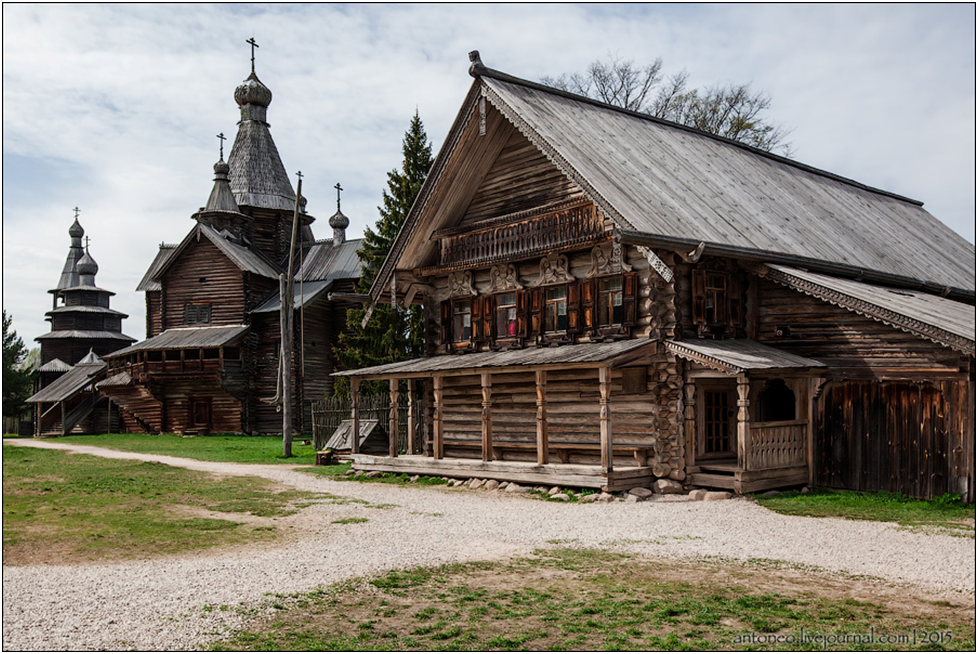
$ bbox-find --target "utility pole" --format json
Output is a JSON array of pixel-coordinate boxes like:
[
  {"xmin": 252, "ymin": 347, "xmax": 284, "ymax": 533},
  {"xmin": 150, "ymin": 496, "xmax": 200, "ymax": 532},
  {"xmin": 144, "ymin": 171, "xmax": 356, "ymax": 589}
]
[{"xmin": 280, "ymin": 172, "xmax": 303, "ymax": 457}]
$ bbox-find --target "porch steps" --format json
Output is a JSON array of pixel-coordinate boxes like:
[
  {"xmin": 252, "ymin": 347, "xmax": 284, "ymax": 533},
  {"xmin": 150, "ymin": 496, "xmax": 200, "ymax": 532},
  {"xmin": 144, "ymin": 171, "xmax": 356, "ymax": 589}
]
[{"xmin": 689, "ymin": 466, "xmax": 809, "ymax": 494}]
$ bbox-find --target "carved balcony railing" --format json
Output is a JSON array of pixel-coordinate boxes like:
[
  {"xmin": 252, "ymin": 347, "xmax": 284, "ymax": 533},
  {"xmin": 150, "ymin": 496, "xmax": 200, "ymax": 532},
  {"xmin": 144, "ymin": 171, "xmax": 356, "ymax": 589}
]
[{"xmin": 429, "ymin": 203, "xmax": 607, "ymax": 273}]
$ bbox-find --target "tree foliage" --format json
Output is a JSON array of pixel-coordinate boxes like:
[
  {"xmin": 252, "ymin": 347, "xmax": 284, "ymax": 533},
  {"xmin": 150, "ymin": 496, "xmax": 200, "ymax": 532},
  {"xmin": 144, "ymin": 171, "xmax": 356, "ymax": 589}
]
[
  {"xmin": 333, "ymin": 112, "xmax": 434, "ymax": 396},
  {"xmin": 3, "ymin": 310, "xmax": 35, "ymax": 418},
  {"xmin": 542, "ymin": 55, "xmax": 792, "ymax": 155}
]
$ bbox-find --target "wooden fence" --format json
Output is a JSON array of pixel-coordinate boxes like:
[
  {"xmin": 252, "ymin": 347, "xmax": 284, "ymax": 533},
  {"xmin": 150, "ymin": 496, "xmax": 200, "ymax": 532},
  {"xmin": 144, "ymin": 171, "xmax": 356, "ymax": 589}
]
[{"xmin": 311, "ymin": 392, "xmax": 428, "ymax": 455}]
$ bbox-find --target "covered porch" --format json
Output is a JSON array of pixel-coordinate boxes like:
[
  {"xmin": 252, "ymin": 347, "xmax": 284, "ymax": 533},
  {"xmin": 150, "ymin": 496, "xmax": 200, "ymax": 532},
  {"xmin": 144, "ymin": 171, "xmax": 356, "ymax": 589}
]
[
  {"xmin": 666, "ymin": 339, "xmax": 826, "ymax": 494},
  {"xmin": 333, "ymin": 340, "xmax": 659, "ymax": 492}
]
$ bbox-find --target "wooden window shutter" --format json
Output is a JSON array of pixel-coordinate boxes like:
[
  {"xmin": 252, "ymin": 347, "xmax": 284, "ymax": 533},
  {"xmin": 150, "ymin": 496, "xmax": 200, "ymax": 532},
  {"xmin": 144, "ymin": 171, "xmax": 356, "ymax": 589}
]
[
  {"xmin": 471, "ymin": 295, "xmax": 483, "ymax": 342},
  {"xmin": 529, "ymin": 287, "xmax": 544, "ymax": 336},
  {"xmin": 622, "ymin": 272, "xmax": 639, "ymax": 327},
  {"xmin": 482, "ymin": 295, "xmax": 495, "ymax": 342},
  {"xmin": 516, "ymin": 290, "xmax": 529, "ymax": 338},
  {"xmin": 440, "ymin": 300, "xmax": 452, "ymax": 344},
  {"xmin": 727, "ymin": 275, "xmax": 743, "ymax": 327},
  {"xmin": 581, "ymin": 278, "xmax": 597, "ymax": 333},
  {"xmin": 566, "ymin": 281, "xmax": 582, "ymax": 334},
  {"xmin": 691, "ymin": 269, "xmax": 706, "ymax": 326}
]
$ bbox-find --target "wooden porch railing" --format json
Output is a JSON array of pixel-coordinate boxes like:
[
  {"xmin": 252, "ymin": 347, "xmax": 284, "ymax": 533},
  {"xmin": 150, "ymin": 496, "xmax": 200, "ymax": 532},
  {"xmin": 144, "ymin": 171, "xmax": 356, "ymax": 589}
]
[{"xmin": 746, "ymin": 420, "xmax": 807, "ymax": 470}]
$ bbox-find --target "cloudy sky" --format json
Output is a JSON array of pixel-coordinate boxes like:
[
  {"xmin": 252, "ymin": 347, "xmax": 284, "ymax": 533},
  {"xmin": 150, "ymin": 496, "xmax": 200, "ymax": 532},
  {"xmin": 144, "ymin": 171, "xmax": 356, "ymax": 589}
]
[{"xmin": 3, "ymin": 3, "xmax": 975, "ymax": 348}]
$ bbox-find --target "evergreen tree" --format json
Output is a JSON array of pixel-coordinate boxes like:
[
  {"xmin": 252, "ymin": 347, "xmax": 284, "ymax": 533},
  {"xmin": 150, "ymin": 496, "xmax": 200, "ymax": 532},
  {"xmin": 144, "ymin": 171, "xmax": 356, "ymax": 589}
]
[
  {"xmin": 334, "ymin": 112, "xmax": 433, "ymax": 395},
  {"xmin": 3, "ymin": 310, "xmax": 34, "ymax": 419}
]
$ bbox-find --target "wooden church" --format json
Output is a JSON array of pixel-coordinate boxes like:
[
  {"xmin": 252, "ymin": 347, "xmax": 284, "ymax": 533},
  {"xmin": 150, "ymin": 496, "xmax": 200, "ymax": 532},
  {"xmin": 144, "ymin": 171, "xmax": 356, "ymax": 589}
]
[
  {"xmin": 98, "ymin": 59, "xmax": 362, "ymax": 436},
  {"xmin": 27, "ymin": 215, "xmax": 136, "ymax": 435},
  {"xmin": 336, "ymin": 52, "xmax": 975, "ymax": 501}
]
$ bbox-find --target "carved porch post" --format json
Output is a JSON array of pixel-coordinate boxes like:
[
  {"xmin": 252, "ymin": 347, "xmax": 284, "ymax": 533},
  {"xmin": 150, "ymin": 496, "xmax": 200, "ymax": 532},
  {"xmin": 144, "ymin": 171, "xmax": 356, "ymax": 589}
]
[
  {"xmin": 350, "ymin": 377, "xmax": 360, "ymax": 454},
  {"xmin": 684, "ymin": 381, "xmax": 696, "ymax": 469},
  {"xmin": 406, "ymin": 379, "xmax": 416, "ymax": 455},
  {"xmin": 433, "ymin": 375, "xmax": 444, "ymax": 459},
  {"xmin": 481, "ymin": 372, "xmax": 493, "ymax": 461},
  {"xmin": 736, "ymin": 374, "xmax": 751, "ymax": 474},
  {"xmin": 536, "ymin": 370, "xmax": 549, "ymax": 465},
  {"xmin": 389, "ymin": 379, "xmax": 400, "ymax": 458},
  {"xmin": 599, "ymin": 366, "xmax": 613, "ymax": 473}
]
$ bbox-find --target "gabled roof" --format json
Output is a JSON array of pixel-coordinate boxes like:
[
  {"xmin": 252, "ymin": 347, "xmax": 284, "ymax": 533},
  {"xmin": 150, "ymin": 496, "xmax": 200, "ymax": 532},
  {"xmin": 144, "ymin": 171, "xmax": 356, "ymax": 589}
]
[
  {"xmin": 152, "ymin": 223, "xmax": 281, "ymax": 284},
  {"xmin": 372, "ymin": 56, "xmax": 975, "ymax": 302},
  {"xmin": 757, "ymin": 264, "xmax": 976, "ymax": 356},
  {"xmin": 27, "ymin": 362, "xmax": 106, "ymax": 403},
  {"xmin": 299, "ymin": 238, "xmax": 362, "ymax": 282},
  {"xmin": 136, "ymin": 244, "xmax": 178, "ymax": 292},
  {"xmin": 38, "ymin": 358, "xmax": 71, "ymax": 373}
]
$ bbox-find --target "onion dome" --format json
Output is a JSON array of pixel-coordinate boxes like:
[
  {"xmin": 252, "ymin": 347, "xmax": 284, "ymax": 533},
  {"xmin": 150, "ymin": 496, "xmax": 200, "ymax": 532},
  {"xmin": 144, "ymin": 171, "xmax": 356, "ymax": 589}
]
[
  {"xmin": 77, "ymin": 250, "xmax": 99, "ymax": 278},
  {"xmin": 329, "ymin": 209, "xmax": 349, "ymax": 230},
  {"xmin": 234, "ymin": 72, "xmax": 273, "ymax": 108},
  {"xmin": 69, "ymin": 218, "xmax": 85, "ymax": 239},
  {"xmin": 203, "ymin": 158, "xmax": 241, "ymax": 214}
]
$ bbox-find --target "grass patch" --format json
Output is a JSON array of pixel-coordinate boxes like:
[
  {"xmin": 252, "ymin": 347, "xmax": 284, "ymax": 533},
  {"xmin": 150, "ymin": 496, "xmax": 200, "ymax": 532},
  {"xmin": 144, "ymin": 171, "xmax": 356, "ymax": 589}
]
[
  {"xmin": 332, "ymin": 518, "xmax": 369, "ymax": 525},
  {"xmin": 50, "ymin": 433, "xmax": 320, "ymax": 465},
  {"xmin": 209, "ymin": 549, "xmax": 975, "ymax": 651},
  {"xmin": 756, "ymin": 489, "xmax": 975, "ymax": 535},
  {"xmin": 2, "ymin": 445, "xmax": 333, "ymax": 564}
]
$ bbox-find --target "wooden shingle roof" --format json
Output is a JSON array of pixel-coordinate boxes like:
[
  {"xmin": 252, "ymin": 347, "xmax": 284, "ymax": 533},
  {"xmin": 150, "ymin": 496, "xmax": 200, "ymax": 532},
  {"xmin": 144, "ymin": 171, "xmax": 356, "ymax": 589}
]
[
  {"xmin": 27, "ymin": 362, "xmax": 106, "ymax": 403},
  {"xmin": 665, "ymin": 339, "xmax": 825, "ymax": 375},
  {"xmin": 109, "ymin": 325, "xmax": 249, "ymax": 356}
]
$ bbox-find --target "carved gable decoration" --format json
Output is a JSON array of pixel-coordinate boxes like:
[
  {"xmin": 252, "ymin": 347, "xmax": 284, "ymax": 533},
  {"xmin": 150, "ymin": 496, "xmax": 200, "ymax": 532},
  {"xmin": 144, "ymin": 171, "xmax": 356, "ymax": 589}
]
[
  {"xmin": 587, "ymin": 244, "xmax": 633, "ymax": 278},
  {"xmin": 448, "ymin": 271, "xmax": 477, "ymax": 298},
  {"xmin": 488, "ymin": 263, "xmax": 523, "ymax": 293},
  {"xmin": 532, "ymin": 253, "xmax": 574, "ymax": 287}
]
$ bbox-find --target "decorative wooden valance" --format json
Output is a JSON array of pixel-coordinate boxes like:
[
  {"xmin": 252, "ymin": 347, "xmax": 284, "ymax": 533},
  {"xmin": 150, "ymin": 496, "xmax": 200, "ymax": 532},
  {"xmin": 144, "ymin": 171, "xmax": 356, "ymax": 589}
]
[
  {"xmin": 448, "ymin": 271, "xmax": 477, "ymax": 298},
  {"xmin": 488, "ymin": 263, "xmax": 523, "ymax": 292},
  {"xmin": 531, "ymin": 253, "xmax": 574, "ymax": 288},
  {"xmin": 587, "ymin": 243, "xmax": 632, "ymax": 278}
]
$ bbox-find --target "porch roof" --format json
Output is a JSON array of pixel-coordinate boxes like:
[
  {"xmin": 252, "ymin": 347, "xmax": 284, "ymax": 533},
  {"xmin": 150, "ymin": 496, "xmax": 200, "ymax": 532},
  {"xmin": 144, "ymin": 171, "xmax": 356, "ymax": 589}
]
[
  {"xmin": 665, "ymin": 339, "xmax": 825, "ymax": 375},
  {"xmin": 27, "ymin": 362, "xmax": 106, "ymax": 403},
  {"xmin": 334, "ymin": 339, "xmax": 654, "ymax": 380},
  {"xmin": 109, "ymin": 325, "xmax": 248, "ymax": 357}
]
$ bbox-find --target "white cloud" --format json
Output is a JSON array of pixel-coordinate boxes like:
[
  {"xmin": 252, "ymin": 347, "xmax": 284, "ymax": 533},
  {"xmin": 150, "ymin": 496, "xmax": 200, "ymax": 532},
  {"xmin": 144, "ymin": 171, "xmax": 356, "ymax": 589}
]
[{"xmin": 3, "ymin": 3, "xmax": 974, "ymax": 349}]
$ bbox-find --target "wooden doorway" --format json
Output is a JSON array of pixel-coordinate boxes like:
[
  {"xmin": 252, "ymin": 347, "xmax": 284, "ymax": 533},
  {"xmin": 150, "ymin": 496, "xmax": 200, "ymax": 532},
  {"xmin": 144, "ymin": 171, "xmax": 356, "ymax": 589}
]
[
  {"xmin": 697, "ymin": 381, "xmax": 736, "ymax": 459},
  {"xmin": 190, "ymin": 398, "xmax": 212, "ymax": 433}
]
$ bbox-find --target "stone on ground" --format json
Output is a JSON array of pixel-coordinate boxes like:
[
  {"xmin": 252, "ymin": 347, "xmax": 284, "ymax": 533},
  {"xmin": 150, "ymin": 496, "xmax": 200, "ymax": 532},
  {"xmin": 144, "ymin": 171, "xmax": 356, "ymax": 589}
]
[
  {"xmin": 551, "ymin": 493, "xmax": 570, "ymax": 501},
  {"xmin": 408, "ymin": 475, "xmax": 420, "ymax": 483},
  {"xmin": 579, "ymin": 494, "xmax": 598, "ymax": 503},
  {"xmin": 484, "ymin": 479, "xmax": 500, "ymax": 490},
  {"xmin": 365, "ymin": 471, "xmax": 383, "ymax": 478},
  {"xmin": 469, "ymin": 478, "xmax": 484, "ymax": 489},
  {"xmin": 688, "ymin": 489, "xmax": 708, "ymax": 501},
  {"xmin": 628, "ymin": 487, "xmax": 654, "ymax": 500},
  {"xmin": 548, "ymin": 486, "xmax": 561, "ymax": 495},
  {"xmin": 506, "ymin": 483, "xmax": 530, "ymax": 493},
  {"xmin": 703, "ymin": 491, "xmax": 733, "ymax": 501},
  {"xmin": 653, "ymin": 479, "xmax": 684, "ymax": 494}
]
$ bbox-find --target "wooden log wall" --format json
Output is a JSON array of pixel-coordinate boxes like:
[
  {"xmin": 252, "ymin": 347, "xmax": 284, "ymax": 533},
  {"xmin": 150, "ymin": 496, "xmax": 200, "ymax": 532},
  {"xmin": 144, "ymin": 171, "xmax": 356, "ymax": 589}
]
[
  {"xmin": 146, "ymin": 291, "xmax": 164, "ymax": 337},
  {"xmin": 159, "ymin": 378, "xmax": 242, "ymax": 435},
  {"xmin": 438, "ymin": 368, "xmax": 660, "ymax": 466},
  {"xmin": 754, "ymin": 278, "xmax": 969, "ymax": 380},
  {"xmin": 815, "ymin": 379, "xmax": 974, "ymax": 502},
  {"xmin": 40, "ymin": 339, "xmax": 131, "ymax": 367},
  {"xmin": 161, "ymin": 238, "xmax": 246, "ymax": 328},
  {"xmin": 461, "ymin": 124, "xmax": 587, "ymax": 225}
]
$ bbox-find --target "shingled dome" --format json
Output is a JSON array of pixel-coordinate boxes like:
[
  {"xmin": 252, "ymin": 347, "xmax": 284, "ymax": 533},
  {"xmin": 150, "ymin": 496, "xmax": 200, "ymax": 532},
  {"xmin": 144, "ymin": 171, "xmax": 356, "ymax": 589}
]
[
  {"xmin": 328, "ymin": 209, "xmax": 349, "ymax": 229},
  {"xmin": 68, "ymin": 218, "xmax": 84, "ymax": 238},
  {"xmin": 76, "ymin": 250, "xmax": 98, "ymax": 277},
  {"xmin": 234, "ymin": 71, "xmax": 272, "ymax": 108}
]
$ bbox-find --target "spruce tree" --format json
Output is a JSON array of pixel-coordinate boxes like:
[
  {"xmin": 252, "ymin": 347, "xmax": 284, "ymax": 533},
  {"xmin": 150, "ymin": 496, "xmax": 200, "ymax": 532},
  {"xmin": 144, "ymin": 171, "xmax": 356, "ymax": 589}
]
[
  {"xmin": 334, "ymin": 112, "xmax": 433, "ymax": 395},
  {"xmin": 3, "ymin": 310, "xmax": 34, "ymax": 419}
]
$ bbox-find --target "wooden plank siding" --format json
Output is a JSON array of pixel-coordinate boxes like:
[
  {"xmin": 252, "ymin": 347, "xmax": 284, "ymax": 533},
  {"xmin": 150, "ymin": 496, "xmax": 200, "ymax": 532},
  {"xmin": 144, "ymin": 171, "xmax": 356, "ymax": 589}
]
[
  {"xmin": 158, "ymin": 378, "xmax": 242, "ymax": 435},
  {"xmin": 146, "ymin": 291, "xmax": 163, "ymax": 338},
  {"xmin": 816, "ymin": 380, "xmax": 974, "ymax": 502}
]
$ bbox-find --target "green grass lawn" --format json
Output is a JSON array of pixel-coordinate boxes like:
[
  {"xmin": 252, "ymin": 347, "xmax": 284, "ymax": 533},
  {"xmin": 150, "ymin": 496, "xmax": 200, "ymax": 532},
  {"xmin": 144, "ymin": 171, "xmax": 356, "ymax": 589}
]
[
  {"xmin": 755, "ymin": 489, "xmax": 975, "ymax": 536},
  {"xmin": 2, "ymin": 444, "xmax": 331, "ymax": 564},
  {"xmin": 48, "ymin": 433, "xmax": 319, "ymax": 465},
  {"xmin": 209, "ymin": 549, "xmax": 975, "ymax": 651}
]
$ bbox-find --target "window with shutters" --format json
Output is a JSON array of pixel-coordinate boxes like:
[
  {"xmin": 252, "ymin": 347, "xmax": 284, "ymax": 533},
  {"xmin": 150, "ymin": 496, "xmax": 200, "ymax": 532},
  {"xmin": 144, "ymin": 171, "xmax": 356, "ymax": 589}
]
[
  {"xmin": 692, "ymin": 269, "xmax": 743, "ymax": 337},
  {"xmin": 544, "ymin": 286, "xmax": 568, "ymax": 333},
  {"xmin": 704, "ymin": 273, "xmax": 727, "ymax": 325},
  {"xmin": 452, "ymin": 299, "xmax": 472, "ymax": 343},
  {"xmin": 495, "ymin": 292, "xmax": 518, "ymax": 338},
  {"xmin": 598, "ymin": 277, "xmax": 624, "ymax": 326},
  {"xmin": 184, "ymin": 303, "xmax": 212, "ymax": 325}
]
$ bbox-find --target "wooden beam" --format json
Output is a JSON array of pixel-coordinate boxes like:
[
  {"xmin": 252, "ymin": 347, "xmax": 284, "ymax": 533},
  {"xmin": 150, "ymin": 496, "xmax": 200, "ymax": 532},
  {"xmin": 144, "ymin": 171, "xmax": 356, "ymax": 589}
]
[
  {"xmin": 736, "ymin": 373, "xmax": 751, "ymax": 487},
  {"xmin": 351, "ymin": 377, "xmax": 360, "ymax": 454},
  {"xmin": 433, "ymin": 375, "xmax": 444, "ymax": 459},
  {"xmin": 684, "ymin": 380, "xmax": 696, "ymax": 469},
  {"xmin": 406, "ymin": 379, "xmax": 416, "ymax": 455},
  {"xmin": 536, "ymin": 370, "xmax": 549, "ymax": 465},
  {"xmin": 481, "ymin": 372, "xmax": 493, "ymax": 462},
  {"xmin": 599, "ymin": 366, "xmax": 612, "ymax": 473},
  {"xmin": 389, "ymin": 379, "xmax": 399, "ymax": 458}
]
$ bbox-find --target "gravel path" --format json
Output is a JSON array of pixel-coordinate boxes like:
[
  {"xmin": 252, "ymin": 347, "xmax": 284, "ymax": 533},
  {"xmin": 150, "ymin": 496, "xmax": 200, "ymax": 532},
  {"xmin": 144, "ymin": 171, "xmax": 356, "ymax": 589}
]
[{"xmin": 3, "ymin": 439, "xmax": 975, "ymax": 651}]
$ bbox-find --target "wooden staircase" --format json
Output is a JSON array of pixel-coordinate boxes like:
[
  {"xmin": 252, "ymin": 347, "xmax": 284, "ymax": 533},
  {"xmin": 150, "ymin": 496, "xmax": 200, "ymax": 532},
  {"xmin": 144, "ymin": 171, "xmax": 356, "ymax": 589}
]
[{"xmin": 100, "ymin": 384, "xmax": 163, "ymax": 433}]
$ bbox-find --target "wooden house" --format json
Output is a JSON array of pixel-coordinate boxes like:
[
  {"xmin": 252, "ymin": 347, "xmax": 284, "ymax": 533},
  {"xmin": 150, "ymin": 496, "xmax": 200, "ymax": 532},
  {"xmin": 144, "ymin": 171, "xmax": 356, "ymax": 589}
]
[
  {"xmin": 98, "ymin": 64, "xmax": 362, "ymax": 436},
  {"xmin": 335, "ymin": 52, "xmax": 975, "ymax": 501},
  {"xmin": 27, "ymin": 217, "xmax": 136, "ymax": 435}
]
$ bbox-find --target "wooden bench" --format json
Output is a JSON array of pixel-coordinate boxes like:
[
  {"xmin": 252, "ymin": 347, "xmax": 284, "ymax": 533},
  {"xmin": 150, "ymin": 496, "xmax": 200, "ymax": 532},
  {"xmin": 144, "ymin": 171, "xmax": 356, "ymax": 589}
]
[{"xmin": 434, "ymin": 439, "xmax": 652, "ymax": 466}]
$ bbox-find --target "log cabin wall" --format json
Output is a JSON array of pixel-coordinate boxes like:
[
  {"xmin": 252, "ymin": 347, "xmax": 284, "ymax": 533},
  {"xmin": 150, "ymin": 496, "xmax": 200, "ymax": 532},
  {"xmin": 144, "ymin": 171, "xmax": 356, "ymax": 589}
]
[
  {"xmin": 438, "ymin": 368, "xmax": 661, "ymax": 467},
  {"xmin": 159, "ymin": 379, "xmax": 242, "ymax": 434},
  {"xmin": 146, "ymin": 291, "xmax": 163, "ymax": 338},
  {"xmin": 161, "ymin": 239, "xmax": 247, "ymax": 328}
]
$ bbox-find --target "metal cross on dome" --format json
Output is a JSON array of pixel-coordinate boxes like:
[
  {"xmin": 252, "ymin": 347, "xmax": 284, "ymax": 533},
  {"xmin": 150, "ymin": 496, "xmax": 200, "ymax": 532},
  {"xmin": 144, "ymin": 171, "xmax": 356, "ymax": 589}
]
[
  {"xmin": 216, "ymin": 132, "xmax": 226, "ymax": 160},
  {"xmin": 246, "ymin": 37, "xmax": 259, "ymax": 73},
  {"xmin": 334, "ymin": 182, "xmax": 343, "ymax": 210},
  {"xmin": 73, "ymin": 207, "xmax": 80, "ymax": 220}
]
